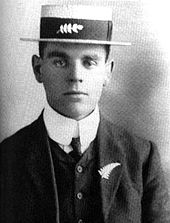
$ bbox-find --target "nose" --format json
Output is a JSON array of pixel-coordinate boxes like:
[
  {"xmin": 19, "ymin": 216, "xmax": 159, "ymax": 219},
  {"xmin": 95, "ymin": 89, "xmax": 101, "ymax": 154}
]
[{"xmin": 67, "ymin": 60, "xmax": 83, "ymax": 83}]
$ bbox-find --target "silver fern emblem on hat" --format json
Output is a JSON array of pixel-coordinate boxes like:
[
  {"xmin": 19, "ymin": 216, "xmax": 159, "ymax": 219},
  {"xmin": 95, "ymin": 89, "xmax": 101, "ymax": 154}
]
[
  {"xmin": 98, "ymin": 162, "xmax": 121, "ymax": 180},
  {"xmin": 57, "ymin": 23, "xmax": 84, "ymax": 34}
]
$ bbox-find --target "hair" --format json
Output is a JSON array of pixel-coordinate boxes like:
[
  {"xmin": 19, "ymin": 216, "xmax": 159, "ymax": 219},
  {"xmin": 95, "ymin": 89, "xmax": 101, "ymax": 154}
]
[
  {"xmin": 105, "ymin": 44, "xmax": 111, "ymax": 62},
  {"xmin": 39, "ymin": 42, "xmax": 110, "ymax": 62},
  {"xmin": 39, "ymin": 41, "xmax": 47, "ymax": 58}
]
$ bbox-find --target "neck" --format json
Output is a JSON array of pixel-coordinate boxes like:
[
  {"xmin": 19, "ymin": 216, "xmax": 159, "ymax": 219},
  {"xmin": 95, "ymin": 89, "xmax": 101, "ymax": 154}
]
[{"xmin": 50, "ymin": 107, "xmax": 94, "ymax": 121}]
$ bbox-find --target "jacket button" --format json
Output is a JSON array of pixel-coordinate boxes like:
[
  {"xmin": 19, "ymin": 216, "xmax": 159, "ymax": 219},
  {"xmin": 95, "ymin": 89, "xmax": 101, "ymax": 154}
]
[
  {"xmin": 77, "ymin": 165, "xmax": 83, "ymax": 173},
  {"xmin": 77, "ymin": 192, "xmax": 83, "ymax": 200}
]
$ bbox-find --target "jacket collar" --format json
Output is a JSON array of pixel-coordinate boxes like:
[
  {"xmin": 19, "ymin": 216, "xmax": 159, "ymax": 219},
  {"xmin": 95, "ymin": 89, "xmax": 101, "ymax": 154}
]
[{"xmin": 25, "ymin": 112, "xmax": 60, "ymax": 222}]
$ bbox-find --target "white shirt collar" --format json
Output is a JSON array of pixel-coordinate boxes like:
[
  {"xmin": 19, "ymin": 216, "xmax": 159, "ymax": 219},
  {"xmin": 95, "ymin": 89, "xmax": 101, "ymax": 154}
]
[{"xmin": 43, "ymin": 102, "xmax": 100, "ymax": 152}]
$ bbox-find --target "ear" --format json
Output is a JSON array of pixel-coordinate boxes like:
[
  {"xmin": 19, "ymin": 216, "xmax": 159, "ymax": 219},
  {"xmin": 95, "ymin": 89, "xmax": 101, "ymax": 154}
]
[
  {"xmin": 32, "ymin": 55, "xmax": 43, "ymax": 83},
  {"xmin": 104, "ymin": 60, "xmax": 114, "ymax": 86}
]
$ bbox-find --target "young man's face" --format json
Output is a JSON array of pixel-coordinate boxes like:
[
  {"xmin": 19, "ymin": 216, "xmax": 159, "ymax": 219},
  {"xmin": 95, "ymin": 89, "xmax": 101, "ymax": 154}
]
[{"xmin": 32, "ymin": 42, "xmax": 113, "ymax": 120}]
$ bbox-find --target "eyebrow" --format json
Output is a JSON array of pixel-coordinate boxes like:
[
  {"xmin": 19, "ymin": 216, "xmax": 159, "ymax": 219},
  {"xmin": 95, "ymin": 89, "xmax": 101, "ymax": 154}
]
[
  {"xmin": 47, "ymin": 51, "xmax": 69, "ymax": 59},
  {"xmin": 83, "ymin": 55, "xmax": 101, "ymax": 61},
  {"xmin": 47, "ymin": 51, "xmax": 102, "ymax": 61}
]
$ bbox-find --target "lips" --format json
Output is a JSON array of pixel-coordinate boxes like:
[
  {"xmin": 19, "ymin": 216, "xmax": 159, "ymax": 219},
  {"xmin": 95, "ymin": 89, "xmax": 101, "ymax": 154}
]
[{"xmin": 63, "ymin": 91, "xmax": 88, "ymax": 96}]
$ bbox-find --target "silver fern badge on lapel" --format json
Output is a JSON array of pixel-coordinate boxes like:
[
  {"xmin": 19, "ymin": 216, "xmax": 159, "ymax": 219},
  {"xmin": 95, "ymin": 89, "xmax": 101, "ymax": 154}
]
[
  {"xmin": 57, "ymin": 23, "xmax": 84, "ymax": 34},
  {"xmin": 98, "ymin": 162, "xmax": 121, "ymax": 180}
]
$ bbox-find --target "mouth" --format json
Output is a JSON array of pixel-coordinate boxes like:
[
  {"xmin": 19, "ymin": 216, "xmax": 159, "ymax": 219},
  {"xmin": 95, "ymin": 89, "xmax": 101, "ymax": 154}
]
[{"xmin": 63, "ymin": 91, "xmax": 88, "ymax": 96}]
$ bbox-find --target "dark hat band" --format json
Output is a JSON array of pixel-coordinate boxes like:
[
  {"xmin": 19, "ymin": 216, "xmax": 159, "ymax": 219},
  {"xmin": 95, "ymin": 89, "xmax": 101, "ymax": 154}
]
[{"xmin": 40, "ymin": 18, "xmax": 113, "ymax": 42}]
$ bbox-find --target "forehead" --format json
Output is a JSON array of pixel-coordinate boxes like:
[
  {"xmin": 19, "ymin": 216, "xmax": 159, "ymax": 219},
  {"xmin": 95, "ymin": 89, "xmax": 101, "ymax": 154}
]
[{"xmin": 43, "ymin": 42, "xmax": 107, "ymax": 58}]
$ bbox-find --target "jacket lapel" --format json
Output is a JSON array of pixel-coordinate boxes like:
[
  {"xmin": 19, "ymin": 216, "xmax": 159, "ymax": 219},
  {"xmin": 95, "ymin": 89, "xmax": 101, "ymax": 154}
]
[
  {"xmin": 97, "ymin": 117, "xmax": 124, "ymax": 222},
  {"xmin": 25, "ymin": 113, "xmax": 60, "ymax": 222}
]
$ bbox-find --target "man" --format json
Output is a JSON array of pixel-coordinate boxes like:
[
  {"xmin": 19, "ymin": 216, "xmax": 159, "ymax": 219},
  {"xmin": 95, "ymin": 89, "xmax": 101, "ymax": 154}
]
[{"xmin": 0, "ymin": 4, "xmax": 170, "ymax": 223}]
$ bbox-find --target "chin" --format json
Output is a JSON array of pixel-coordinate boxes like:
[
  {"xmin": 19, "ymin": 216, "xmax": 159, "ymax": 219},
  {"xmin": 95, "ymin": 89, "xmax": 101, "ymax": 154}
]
[{"xmin": 63, "ymin": 103, "xmax": 95, "ymax": 120}]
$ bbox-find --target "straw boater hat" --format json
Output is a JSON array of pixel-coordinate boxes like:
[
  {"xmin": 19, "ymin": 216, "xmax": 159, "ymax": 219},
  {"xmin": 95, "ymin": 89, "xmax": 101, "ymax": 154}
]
[{"xmin": 21, "ymin": 4, "xmax": 131, "ymax": 46}]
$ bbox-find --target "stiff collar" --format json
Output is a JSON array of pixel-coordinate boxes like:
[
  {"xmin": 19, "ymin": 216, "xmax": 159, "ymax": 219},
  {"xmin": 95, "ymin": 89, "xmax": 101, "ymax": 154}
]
[{"xmin": 43, "ymin": 102, "xmax": 100, "ymax": 151}]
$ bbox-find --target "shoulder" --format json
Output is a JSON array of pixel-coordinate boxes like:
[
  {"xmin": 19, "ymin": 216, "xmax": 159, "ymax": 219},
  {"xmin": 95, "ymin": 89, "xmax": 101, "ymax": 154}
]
[
  {"xmin": 0, "ymin": 113, "xmax": 44, "ymax": 152},
  {"xmin": 100, "ymin": 116, "xmax": 157, "ymax": 164}
]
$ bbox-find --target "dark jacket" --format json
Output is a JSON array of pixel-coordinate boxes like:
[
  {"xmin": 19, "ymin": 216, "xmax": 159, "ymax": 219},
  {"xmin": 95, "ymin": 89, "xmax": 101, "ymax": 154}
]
[{"xmin": 0, "ymin": 113, "xmax": 170, "ymax": 223}]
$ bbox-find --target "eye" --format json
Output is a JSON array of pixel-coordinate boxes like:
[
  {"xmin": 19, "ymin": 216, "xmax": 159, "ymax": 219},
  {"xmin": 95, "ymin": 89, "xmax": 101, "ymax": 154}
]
[
  {"xmin": 52, "ymin": 57, "xmax": 67, "ymax": 68},
  {"xmin": 83, "ymin": 59, "xmax": 98, "ymax": 69}
]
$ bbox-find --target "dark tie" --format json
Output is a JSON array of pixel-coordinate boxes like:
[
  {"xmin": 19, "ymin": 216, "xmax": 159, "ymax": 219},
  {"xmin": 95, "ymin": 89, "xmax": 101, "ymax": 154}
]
[{"xmin": 70, "ymin": 137, "xmax": 82, "ymax": 161}]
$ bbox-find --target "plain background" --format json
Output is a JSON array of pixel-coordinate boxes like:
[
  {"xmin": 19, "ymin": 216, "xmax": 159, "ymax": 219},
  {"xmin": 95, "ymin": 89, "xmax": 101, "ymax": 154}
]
[{"xmin": 0, "ymin": 0, "xmax": 170, "ymax": 193}]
